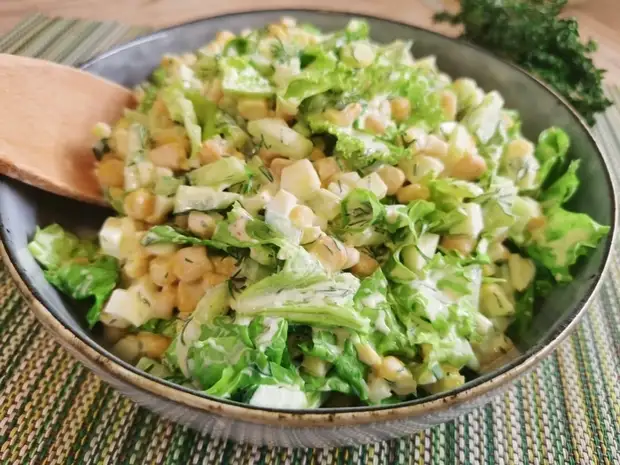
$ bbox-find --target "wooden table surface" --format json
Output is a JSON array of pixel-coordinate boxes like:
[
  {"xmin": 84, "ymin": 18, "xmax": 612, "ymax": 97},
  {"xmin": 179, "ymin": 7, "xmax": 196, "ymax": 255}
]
[{"xmin": 1, "ymin": 0, "xmax": 619, "ymax": 83}]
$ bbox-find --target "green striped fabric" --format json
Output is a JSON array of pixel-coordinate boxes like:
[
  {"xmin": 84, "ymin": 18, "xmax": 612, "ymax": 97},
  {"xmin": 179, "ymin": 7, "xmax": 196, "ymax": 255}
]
[{"xmin": 0, "ymin": 14, "xmax": 619, "ymax": 465}]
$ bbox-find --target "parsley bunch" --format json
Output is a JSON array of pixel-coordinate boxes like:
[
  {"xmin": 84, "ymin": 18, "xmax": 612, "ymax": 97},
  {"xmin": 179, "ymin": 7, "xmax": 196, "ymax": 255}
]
[{"xmin": 434, "ymin": 0, "xmax": 612, "ymax": 125}]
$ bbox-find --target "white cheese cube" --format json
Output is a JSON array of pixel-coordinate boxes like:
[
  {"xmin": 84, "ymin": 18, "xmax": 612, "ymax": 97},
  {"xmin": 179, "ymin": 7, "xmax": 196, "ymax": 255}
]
[
  {"xmin": 241, "ymin": 189, "xmax": 273, "ymax": 216},
  {"xmin": 306, "ymin": 188, "xmax": 342, "ymax": 221},
  {"xmin": 450, "ymin": 203, "xmax": 484, "ymax": 238},
  {"xmin": 356, "ymin": 172, "xmax": 388, "ymax": 200},
  {"xmin": 265, "ymin": 189, "xmax": 301, "ymax": 244},
  {"xmin": 398, "ymin": 155, "xmax": 444, "ymax": 183},
  {"xmin": 266, "ymin": 189, "xmax": 297, "ymax": 217},
  {"xmin": 99, "ymin": 217, "xmax": 141, "ymax": 261},
  {"xmin": 402, "ymin": 233, "xmax": 439, "ymax": 271},
  {"xmin": 100, "ymin": 282, "xmax": 156, "ymax": 329},
  {"xmin": 327, "ymin": 171, "xmax": 361, "ymax": 198},
  {"xmin": 280, "ymin": 159, "xmax": 321, "ymax": 201}
]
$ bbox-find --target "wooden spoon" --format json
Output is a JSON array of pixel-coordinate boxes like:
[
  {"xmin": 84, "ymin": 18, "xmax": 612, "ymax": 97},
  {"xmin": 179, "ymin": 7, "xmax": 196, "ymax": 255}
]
[{"xmin": 0, "ymin": 53, "xmax": 135, "ymax": 206}]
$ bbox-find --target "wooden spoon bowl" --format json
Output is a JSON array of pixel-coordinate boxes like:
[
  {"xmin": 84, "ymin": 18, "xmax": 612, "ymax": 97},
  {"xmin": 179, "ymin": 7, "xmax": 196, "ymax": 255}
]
[{"xmin": 0, "ymin": 54, "xmax": 134, "ymax": 205}]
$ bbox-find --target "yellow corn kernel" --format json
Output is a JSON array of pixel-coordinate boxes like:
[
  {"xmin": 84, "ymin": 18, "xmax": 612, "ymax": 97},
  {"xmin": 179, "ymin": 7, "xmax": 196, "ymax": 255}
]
[
  {"xmin": 211, "ymin": 256, "xmax": 238, "ymax": 277},
  {"xmin": 124, "ymin": 189, "xmax": 156, "ymax": 221},
  {"xmin": 351, "ymin": 253, "xmax": 379, "ymax": 277},
  {"xmin": 148, "ymin": 142, "xmax": 186, "ymax": 170},
  {"xmin": 171, "ymin": 246, "xmax": 212, "ymax": 283},
  {"xmin": 396, "ymin": 183, "xmax": 430, "ymax": 203},
  {"xmin": 136, "ymin": 332, "xmax": 171, "ymax": 359},
  {"xmin": 149, "ymin": 256, "xmax": 177, "ymax": 287}
]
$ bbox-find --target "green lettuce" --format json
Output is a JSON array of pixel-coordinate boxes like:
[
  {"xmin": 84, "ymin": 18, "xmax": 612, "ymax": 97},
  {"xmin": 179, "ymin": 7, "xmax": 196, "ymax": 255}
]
[
  {"xmin": 539, "ymin": 160, "xmax": 580, "ymax": 208},
  {"xmin": 300, "ymin": 331, "xmax": 369, "ymax": 401},
  {"xmin": 141, "ymin": 225, "xmax": 231, "ymax": 251},
  {"xmin": 187, "ymin": 157, "xmax": 250, "ymax": 190},
  {"xmin": 340, "ymin": 188, "xmax": 386, "ymax": 232},
  {"xmin": 212, "ymin": 203, "xmax": 285, "ymax": 248},
  {"xmin": 28, "ymin": 224, "xmax": 120, "ymax": 327},
  {"xmin": 161, "ymin": 85, "xmax": 202, "ymax": 159},
  {"xmin": 526, "ymin": 206, "xmax": 609, "ymax": 282},
  {"xmin": 535, "ymin": 127, "xmax": 570, "ymax": 186},
  {"xmin": 232, "ymin": 246, "xmax": 369, "ymax": 331},
  {"xmin": 220, "ymin": 56, "xmax": 273, "ymax": 97},
  {"xmin": 355, "ymin": 269, "xmax": 413, "ymax": 357}
]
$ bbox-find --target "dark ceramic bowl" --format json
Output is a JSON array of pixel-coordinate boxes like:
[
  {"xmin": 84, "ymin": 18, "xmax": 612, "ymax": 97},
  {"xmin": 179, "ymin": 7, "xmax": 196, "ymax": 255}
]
[{"xmin": 0, "ymin": 10, "xmax": 616, "ymax": 448}]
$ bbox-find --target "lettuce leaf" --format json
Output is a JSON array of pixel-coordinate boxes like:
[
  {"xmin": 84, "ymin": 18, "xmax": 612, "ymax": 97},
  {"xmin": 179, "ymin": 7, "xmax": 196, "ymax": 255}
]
[
  {"xmin": 526, "ymin": 206, "xmax": 609, "ymax": 282},
  {"xmin": 28, "ymin": 224, "xmax": 97, "ymax": 269},
  {"xmin": 355, "ymin": 269, "xmax": 413, "ymax": 357},
  {"xmin": 29, "ymin": 224, "xmax": 120, "ymax": 327},
  {"xmin": 161, "ymin": 85, "xmax": 202, "ymax": 159},
  {"xmin": 220, "ymin": 56, "xmax": 273, "ymax": 97},
  {"xmin": 212, "ymin": 203, "xmax": 285, "ymax": 248},
  {"xmin": 232, "ymin": 246, "xmax": 369, "ymax": 331},
  {"xmin": 539, "ymin": 160, "xmax": 580, "ymax": 209},
  {"xmin": 535, "ymin": 127, "xmax": 570, "ymax": 186},
  {"xmin": 300, "ymin": 331, "xmax": 369, "ymax": 401},
  {"xmin": 306, "ymin": 115, "xmax": 407, "ymax": 169},
  {"xmin": 141, "ymin": 225, "xmax": 231, "ymax": 251},
  {"xmin": 340, "ymin": 188, "xmax": 386, "ymax": 232}
]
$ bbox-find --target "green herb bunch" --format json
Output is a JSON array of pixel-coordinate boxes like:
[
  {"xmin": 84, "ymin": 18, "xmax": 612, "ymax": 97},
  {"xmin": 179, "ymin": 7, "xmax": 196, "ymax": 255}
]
[{"xmin": 434, "ymin": 0, "xmax": 612, "ymax": 125}]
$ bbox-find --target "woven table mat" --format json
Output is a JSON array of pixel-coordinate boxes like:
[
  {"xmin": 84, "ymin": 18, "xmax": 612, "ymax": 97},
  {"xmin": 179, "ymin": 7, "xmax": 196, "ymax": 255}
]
[{"xmin": 0, "ymin": 14, "xmax": 619, "ymax": 465}]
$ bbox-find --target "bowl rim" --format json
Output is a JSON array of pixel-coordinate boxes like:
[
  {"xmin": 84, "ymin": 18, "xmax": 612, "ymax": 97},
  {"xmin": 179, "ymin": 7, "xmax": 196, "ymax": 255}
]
[{"xmin": 1, "ymin": 8, "xmax": 617, "ymax": 428}]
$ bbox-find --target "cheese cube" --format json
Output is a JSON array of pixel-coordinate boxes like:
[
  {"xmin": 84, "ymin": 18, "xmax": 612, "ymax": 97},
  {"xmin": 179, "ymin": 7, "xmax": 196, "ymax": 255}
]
[
  {"xmin": 356, "ymin": 172, "xmax": 388, "ymax": 200},
  {"xmin": 306, "ymin": 188, "xmax": 342, "ymax": 221},
  {"xmin": 280, "ymin": 159, "xmax": 321, "ymax": 200},
  {"xmin": 450, "ymin": 203, "xmax": 484, "ymax": 238},
  {"xmin": 398, "ymin": 155, "xmax": 444, "ymax": 183}
]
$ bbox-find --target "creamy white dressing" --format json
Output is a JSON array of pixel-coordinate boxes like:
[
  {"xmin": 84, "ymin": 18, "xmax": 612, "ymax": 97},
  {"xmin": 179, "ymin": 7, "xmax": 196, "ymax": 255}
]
[
  {"xmin": 375, "ymin": 310, "xmax": 391, "ymax": 335},
  {"xmin": 255, "ymin": 317, "xmax": 282, "ymax": 348},
  {"xmin": 361, "ymin": 293, "xmax": 385, "ymax": 309}
]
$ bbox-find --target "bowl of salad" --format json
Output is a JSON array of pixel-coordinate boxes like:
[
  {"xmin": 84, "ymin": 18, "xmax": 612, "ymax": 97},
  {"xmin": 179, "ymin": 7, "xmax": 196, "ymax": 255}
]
[{"xmin": 0, "ymin": 10, "xmax": 615, "ymax": 447}]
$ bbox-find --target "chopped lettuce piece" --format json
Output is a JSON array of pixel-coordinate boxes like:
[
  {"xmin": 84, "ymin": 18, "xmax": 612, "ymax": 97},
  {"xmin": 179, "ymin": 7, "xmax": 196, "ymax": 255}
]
[
  {"xmin": 212, "ymin": 203, "xmax": 284, "ymax": 248},
  {"xmin": 161, "ymin": 85, "xmax": 202, "ymax": 159},
  {"xmin": 28, "ymin": 225, "xmax": 119, "ymax": 327},
  {"xmin": 526, "ymin": 206, "xmax": 609, "ymax": 282},
  {"xmin": 46, "ymin": 255, "xmax": 119, "ymax": 327},
  {"xmin": 539, "ymin": 160, "xmax": 580, "ymax": 208},
  {"xmin": 187, "ymin": 157, "xmax": 249, "ymax": 189},
  {"xmin": 535, "ymin": 127, "xmax": 570, "ymax": 186},
  {"xmin": 139, "ymin": 318, "xmax": 179, "ymax": 338},
  {"xmin": 185, "ymin": 90, "xmax": 219, "ymax": 140},
  {"xmin": 300, "ymin": 331, "xmax": 369, "ymax": 400},
  {"xmin": 220, "ymin": 57, "xmax": 273, "ymax": 97},
  {"xmin": 232, "ymin": 246, "xmax": 369, "ymax": 331},
  {"xmin": 141, "ymin": 225, "xmax": 230, "ymax": 251},
  {"xmin": 173, "ymin": 186, "xmax": 241, "ymax": 214},
  {"xmin": 461, "ymin": 91, "xmax": 504, "ymax": 144},
  {"xmin": 307, "ymin": 115, "xmax": 406, "ymax": 169},
  {"xmin": 28, "ymin": 224, "xmax": 95, "ymax": 269},
  {"xmin": 193, "ymin": 283, "xmax": 232, "ymax": 323},
  {"xmin": 355, "ymin": 269, "xmax": 413, "ymax": 356},
  {"xmin": 340, "ymin": 188, "xmax": 386, "ymax": 232}
]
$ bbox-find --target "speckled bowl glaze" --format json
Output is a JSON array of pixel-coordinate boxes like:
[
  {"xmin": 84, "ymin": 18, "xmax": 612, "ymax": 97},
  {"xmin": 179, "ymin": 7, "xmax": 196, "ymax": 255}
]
[{"xmin": 0, "ymin": 10, "xmax": 616, "ymax": 448}]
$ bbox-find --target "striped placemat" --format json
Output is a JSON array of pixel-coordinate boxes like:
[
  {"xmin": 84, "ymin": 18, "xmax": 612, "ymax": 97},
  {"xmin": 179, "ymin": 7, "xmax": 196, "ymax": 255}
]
[{"xmin": 0, "ymin": 14, "xmax": 619, "ymax": 465}]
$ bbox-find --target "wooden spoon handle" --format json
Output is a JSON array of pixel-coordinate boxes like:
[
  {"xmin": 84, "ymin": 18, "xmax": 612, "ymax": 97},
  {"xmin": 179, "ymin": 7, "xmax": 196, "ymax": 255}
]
[{"xmin": 0, "ymin": 54, "xmax": 135, "ymax": 205}]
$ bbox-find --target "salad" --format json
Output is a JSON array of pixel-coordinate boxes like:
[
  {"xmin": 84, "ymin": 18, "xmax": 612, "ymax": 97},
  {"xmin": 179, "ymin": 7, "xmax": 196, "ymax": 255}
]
[{"xmin": 29, "ymin": 17, "xmax": 610, "ymax": 409}]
